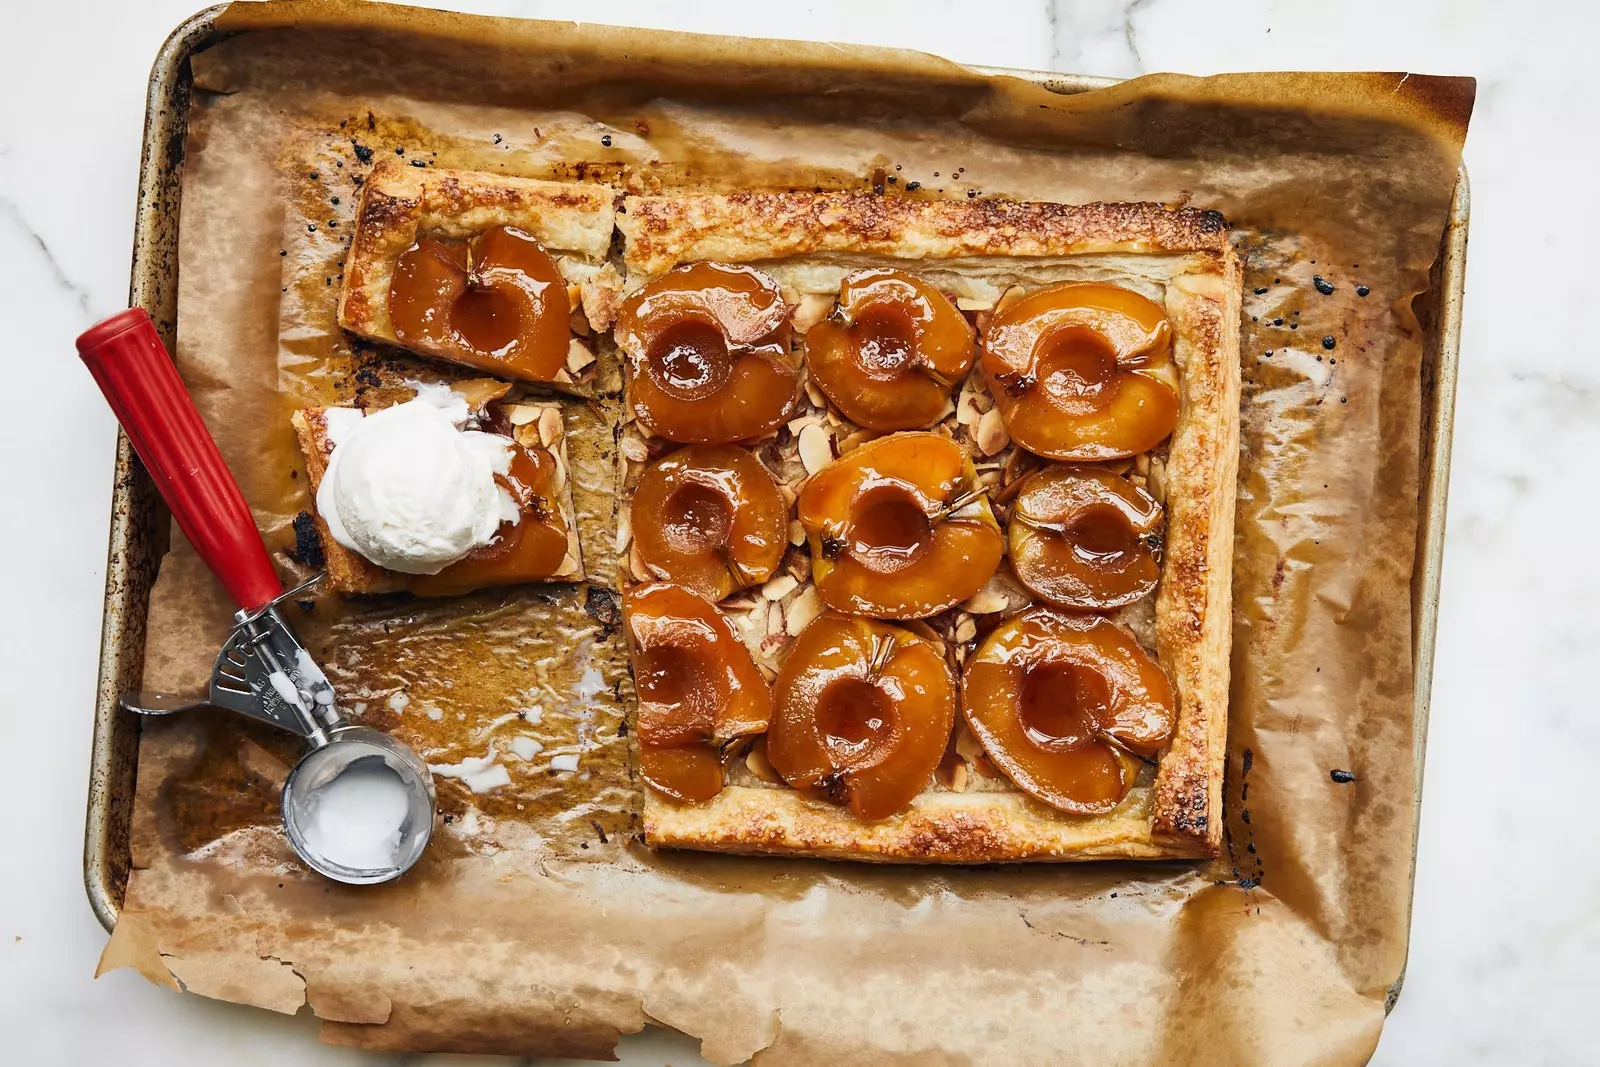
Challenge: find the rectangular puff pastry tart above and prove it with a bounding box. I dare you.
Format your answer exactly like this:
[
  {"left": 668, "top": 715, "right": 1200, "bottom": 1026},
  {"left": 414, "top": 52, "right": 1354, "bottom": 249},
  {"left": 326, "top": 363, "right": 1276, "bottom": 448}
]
[
  {"left": 291, "top": 379, "right": 582, "bottom": 596},
  {"left": 615, "top": 191, "right": 1240, "bottom": 862},
  {"left": 338, "top": 161, "right": 621, "bottom": 390}
]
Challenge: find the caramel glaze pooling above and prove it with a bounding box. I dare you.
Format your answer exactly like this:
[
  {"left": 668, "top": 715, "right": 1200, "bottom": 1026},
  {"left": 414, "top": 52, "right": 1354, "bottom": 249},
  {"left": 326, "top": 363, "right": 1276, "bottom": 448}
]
[
  {"left": 616, "top": 262, "right": 800, "bottom": 443},
  {"left": 1008, "top": 465, "right": 1163, "bottom": 611},
  {"left": 631, "top": 445, "right": 788, "bottom": 601},
  {"left": 389, "top": 225, "right": 572, "bottom": 382},
  {"left": 624, "top": 583, "right": 772, "bottom": 802},
  {"left": 798, "top": 432, "right": 1003, "bottom": 619},
  {"left": 768, "top": 612, "right": 955, "bottom": 820},
  {"left": 981, "top": 282, "right": 1178, "bottom": 460},
  {"left": 962, "top": 608, "right": 1175, "bottom": 815},
  {"left": 803, "top": 268, "right": 976, "bottom": 430}
]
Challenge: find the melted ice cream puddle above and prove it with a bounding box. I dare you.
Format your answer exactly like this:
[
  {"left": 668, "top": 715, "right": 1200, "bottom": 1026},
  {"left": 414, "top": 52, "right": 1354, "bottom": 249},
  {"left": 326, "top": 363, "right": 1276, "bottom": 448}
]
[{"left": 300, "top": 756, "right": 412, "bottom": 871}]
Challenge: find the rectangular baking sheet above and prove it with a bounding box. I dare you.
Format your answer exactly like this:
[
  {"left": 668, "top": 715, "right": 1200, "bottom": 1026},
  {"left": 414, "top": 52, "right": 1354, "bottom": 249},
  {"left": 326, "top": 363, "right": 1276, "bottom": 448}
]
[{"left": 82, "top": 2, "right": 1470, "bottom": 1021}]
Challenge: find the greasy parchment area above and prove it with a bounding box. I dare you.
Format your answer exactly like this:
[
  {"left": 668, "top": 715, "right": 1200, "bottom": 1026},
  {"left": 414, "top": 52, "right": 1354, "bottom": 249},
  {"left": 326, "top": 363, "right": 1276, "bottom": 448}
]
[{"left": 103, "top": 2, "right": 1472, "bottom": 1063}]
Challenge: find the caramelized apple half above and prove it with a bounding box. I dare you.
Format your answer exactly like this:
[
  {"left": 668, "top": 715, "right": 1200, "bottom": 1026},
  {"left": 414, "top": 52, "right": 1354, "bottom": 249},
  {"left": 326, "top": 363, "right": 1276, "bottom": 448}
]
[
  {"left": 981, "top": 283, "right": 1178, "bottom": 460},
  {"left": 624, "top": 583, "right": 772, "bottom": 802},
  {"left": 803, "top": 268, "right": 976, "bottom": 430},
  {"left": 798, "top": 432, "right": 1003, "bottom": 619},
  {"left": 962, "top": 608, "right": 1175, "bottom": 815},
  {"left": 409, "top": 443, "right": 571, "bottom": 597},
  {"left": 390, "top": 226, "right": 571, "bottom": 382},
  {"left": 615, "top": 262, "right": 800, "bottom": 443},
  {"left": 768, "top": 613, "right": 955, "bottom": 820},
  {"left": 631, "top": 445, "right": 788, "bottom": 601},
  {"left": 1008, "top": 465, "right": 1163, "bottom": 610}
]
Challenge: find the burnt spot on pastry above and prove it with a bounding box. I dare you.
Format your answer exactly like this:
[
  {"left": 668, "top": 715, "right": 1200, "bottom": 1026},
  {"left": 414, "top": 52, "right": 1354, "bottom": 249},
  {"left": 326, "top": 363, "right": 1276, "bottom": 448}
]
[
  {"left": 584, "top": 585, "right": 622, "bottom": 635},
  {"left": 288, "top": 511, "right": 325, "bottom": 569}
]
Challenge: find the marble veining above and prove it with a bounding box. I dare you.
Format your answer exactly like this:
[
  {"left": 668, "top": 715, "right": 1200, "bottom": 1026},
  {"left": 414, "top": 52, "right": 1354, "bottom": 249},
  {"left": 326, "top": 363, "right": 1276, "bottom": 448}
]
[{"left": 1, "top": 0, "right": 1590, "bottom": 1065}]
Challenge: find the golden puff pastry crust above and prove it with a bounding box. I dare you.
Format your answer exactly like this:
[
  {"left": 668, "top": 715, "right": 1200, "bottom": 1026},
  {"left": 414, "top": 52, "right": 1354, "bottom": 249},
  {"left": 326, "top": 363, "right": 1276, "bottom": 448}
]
[
  {"left": 291, "top": 390, "right": 583, "bottom": 596},
  {"left": 617, "top": 190, "right": 1228, "bottom": 276},
  {"left": 338, "top": 161, "right": 622, "bottom": 376},
  {"left": 629, "top": 191, "right": 1240, "bottom": 863}
]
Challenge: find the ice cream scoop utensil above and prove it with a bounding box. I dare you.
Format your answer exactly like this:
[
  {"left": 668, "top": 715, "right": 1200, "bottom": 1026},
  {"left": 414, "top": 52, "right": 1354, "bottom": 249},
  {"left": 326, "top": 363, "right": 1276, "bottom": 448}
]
[{"left": 76, "top": 309, "right": 436, "bottom": 884}]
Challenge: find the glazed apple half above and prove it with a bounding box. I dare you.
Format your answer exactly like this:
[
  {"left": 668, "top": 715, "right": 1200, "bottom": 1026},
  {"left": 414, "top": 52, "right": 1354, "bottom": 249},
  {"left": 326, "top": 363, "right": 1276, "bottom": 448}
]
[
  {"left": 389, "top": 225, "right": 572, "bottom": 383},
  {"left": 803, "top": 268, "right": 975, "bottom": 430},
  {"left": 767, "top": 612, "right": 956, "bottom": 820},
  {"left": 615, "top": 262, "right": 800, "bottom": 443},
  {"left": 981, "top": 282, "right": 1178, "bottom": 460},
  {"left": 624, "top": 582, "right": 772, "bottom": 802},
  {"left": 962, "top": 608, "right": 1176, "bottom": 815},
  {"left": 797, "top": 432, "right": 1003, "bottom": 619},
  {"left": 630, "top": 445, "right": 788, "bottom": 601}
]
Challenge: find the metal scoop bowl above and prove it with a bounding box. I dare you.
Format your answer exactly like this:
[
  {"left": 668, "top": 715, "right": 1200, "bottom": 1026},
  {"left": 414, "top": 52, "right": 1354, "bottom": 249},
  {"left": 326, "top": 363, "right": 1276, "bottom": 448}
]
[{"left": 78, "top": 309, "right": 437, "bottom": 884}]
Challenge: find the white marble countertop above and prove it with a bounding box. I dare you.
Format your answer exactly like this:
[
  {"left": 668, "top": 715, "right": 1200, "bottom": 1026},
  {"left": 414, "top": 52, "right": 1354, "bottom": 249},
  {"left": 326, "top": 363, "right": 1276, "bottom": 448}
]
[{"left": 1, "top": 0, "right": 1586, "bottom": 1063}]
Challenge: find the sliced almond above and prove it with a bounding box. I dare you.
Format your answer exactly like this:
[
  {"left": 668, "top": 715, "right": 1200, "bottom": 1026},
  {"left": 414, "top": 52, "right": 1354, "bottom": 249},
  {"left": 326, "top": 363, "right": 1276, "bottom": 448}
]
[
  {"left": 954, "top": 616, "right": 978, "bottom": 645},
  {"left": 962, "top": 579, "right": 1013, "bottom": 615},
  {"left": 506, "top": 404, "right": 542, "bottom": 426},
  {"left": 722, "top": 595, "right": 759, "bottom": 612},
  {"left": 580, "top": 266, "right": 623, "bottom": 332},
  {"left": 787, "top": 519, "right": 807, "bottom": 547},
  {"left": 994, "top": 285, "right": 1026, "bottom": 317},
  {"left": 956, "top": 295, "right": 995, "bottom": 312},
  {"left": 745, "top": 742, "right": 781, "bottom": 784},
  {"left": 620, "top": 435, "right": 650, "bottom": 463},
  {"left": 630, "top": 541, "right": 654, "bottom": 583},
  {"left": 955, "top": 725, "right": 990, "bottom": 776},
  {"left": 837, "top": 428, "right": 878, "bottom": 454},
  {"left": 566, "top": 338, "right": 596, "bottom": 375},
  {"left": 762, "top": 574, "right": 798, "bottom": 601},
  {"left": 512, "top": 423, "right": 540, "bottom": 451},
  {"left": 975, "top": 407, "right": 1010, "bottom": 456},
  {"left": 784, "top": 585, "right": 824, "bottom": 636},
  {"left": 766, "top": 601, "right": 785, "bottom": 636},
  {"left": 557, "top": 551, "right": 581, "bottom": 577},
  {"left": 569, "top": 307, "right": 592, "bottom": 337},
  {"left": 565, "top": 283, "right": 583, "bottom": 306},
  {"left": 798, "top": 423, "right": 834, "bottom": 475},
  {"left": 1148, "top": 456, "right": 1168, "bottom": 503},
  {"left": 787, "top": 548, "right": 812, "bottom": 584},
  {"left": 787, "top": 414, "right": 820, "bottom": 436},
  {"left": 956, "top": 388, "right": 983, "bottom": 427},
  {"left": 1134, "top": 452, "right": 1151, "bottom": 478},
  {"left": 780, "top": 285, "right": 802, "bottom": 307},
  {"left": 948, "top": 761, "right": 969, "bottom": 793},
  {"left": 615, "top": 503, "right": 633, "bottom": 554},
  {"left": 537, "top": 406, "right": 564, "bottom": 449},
  {"left": 548, "top": 449, "right": 567, "bottom": 493},
  {"left": 791, "top": 292, "right": 836, "bottom": 334},
  {"left": 804, "top": 378, "right": 828, "bottom": 409}
]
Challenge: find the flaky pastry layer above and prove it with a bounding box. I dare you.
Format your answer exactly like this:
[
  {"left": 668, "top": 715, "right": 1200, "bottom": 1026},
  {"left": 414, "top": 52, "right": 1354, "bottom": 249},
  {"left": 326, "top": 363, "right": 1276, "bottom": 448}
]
[{"left": 618, "top": 191, "right": 1229, "bottom": 276}]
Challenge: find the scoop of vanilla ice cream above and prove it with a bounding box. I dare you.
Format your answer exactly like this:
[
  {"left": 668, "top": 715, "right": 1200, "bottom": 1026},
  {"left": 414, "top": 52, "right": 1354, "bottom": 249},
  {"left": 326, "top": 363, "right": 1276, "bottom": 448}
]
[{"left": 317, "top": 395, "right": 519, "bottom": 574}]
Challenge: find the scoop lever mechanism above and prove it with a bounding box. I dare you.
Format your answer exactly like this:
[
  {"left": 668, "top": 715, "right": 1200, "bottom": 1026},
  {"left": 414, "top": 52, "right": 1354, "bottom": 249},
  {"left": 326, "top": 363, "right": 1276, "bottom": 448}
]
[{"left": 123, "top": 573, "right": 344, "bottom": 749}]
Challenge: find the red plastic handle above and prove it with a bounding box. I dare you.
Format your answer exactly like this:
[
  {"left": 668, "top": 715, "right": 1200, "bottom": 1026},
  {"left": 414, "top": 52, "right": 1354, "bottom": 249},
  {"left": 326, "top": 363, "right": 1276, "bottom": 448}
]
[{"left": 78, "top": 309, "right": 283, "bottom": 611}]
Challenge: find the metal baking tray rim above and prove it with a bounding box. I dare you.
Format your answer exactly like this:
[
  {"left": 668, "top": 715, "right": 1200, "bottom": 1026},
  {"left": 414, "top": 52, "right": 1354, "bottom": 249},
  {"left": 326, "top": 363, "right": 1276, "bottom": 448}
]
[{"left": 83, "top": 10, "right": 1469, "bottom": 1018}]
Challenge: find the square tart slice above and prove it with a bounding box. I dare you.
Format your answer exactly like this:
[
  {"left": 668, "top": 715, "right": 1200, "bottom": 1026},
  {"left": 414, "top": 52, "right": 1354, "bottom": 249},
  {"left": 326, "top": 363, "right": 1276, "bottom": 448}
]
[
  {"left": 339, "top": 161, "right": 620, "bottom": 390},
  {"left": 291, "top": 381, "right": 583, "bottom": 596},
  {"left": 617, "top": 191, "right": 1240, "bottom": 862}
]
